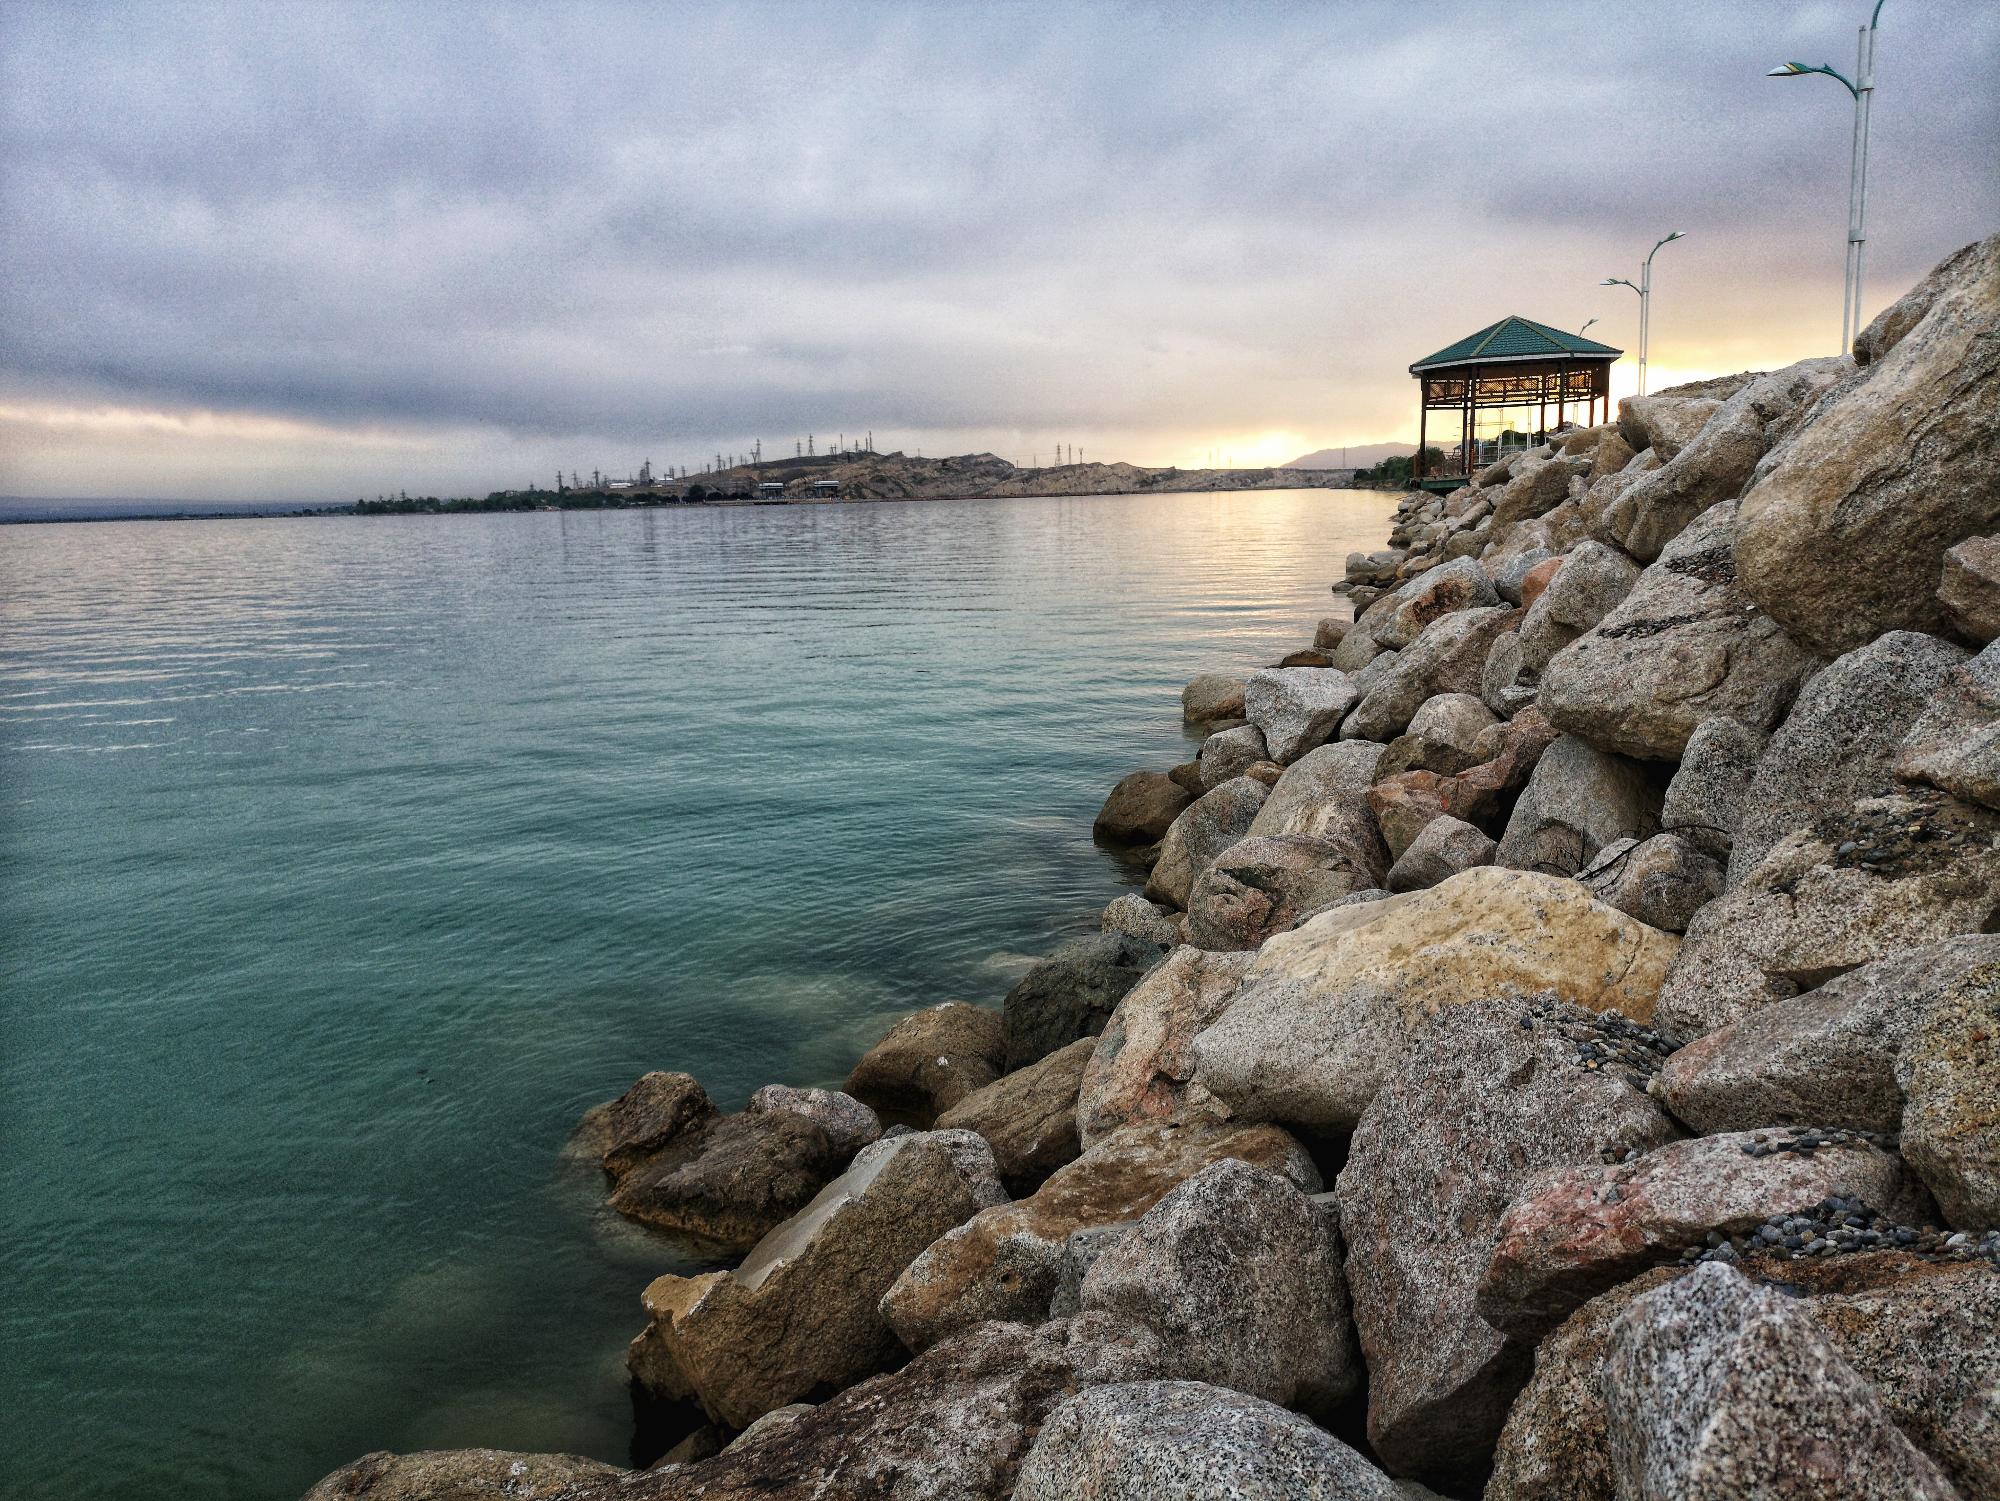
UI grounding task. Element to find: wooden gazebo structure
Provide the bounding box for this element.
[1408,316,1622,489]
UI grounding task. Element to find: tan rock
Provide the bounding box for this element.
[1076,946,1253,1148]
[570,1071,718,1182]
[1093,771,1194,844]
[627,1130,1008,1429]
[1191,868,1679,1132]
[300,1449,622,1500]
[879,1121,1318,1352]
[608,1110,846,1253]
[936,1038,1095,1190]
[845,1002,1006,1122]
[1939,534,2000,643]
[1182,672,1246,723]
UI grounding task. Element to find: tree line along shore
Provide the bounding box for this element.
[305,233,1999,1501]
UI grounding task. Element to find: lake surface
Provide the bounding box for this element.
[0,488,1395,1500]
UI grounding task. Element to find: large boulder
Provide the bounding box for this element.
[592,1315,1171,1501]
[1658,789,2000,1039]
[572,1071,719,1182]
[1384,813,1495,892]
[1099,892,1180,948]
[1185,830,1387,950]
[1374,693,1499,780]
[1540,500,1822,760]
[1490,453,1586,527]
[1094,771,1194,844]
[1243,668,1361,763]
[1144,776,1268,909]
[1078,1160,1359,1415]
[1660,715,1769,861]
[1334,997,1683,1489]
[1489,1252,2000,1501]
[627,1130,1009,1428]
[1897,640,2000,811]
[1076,946,1253,1148]
[1195,723,1269,791]
[1617,394,1722,460]
[301,1450,622,1501]
[1602,1263,1962,1500]
[1656,936,2000,1135]
[1182,672,1246,723]
[1002,931,1163,1071]
[1494,734,1661,877]
[1940,535,2000,644]
[1342,606,1520,743]
[1735,233,2000,655]
[1476,1129,1932,1341]
[936,1037,1096,1190]
[1014,1382,1415,1501]
[1515,541,1641,675]
[1192,868,1678,1133]
[608,1110,847,1253]
[1729,630,1969,883]
[1578,832,1722,934]
[1899,960,2000,1230]
[880,1121,1318,1352]
[845,1002,1007,1122]
[1365,557,1500,650]
[746,1085,881,1156]
[1247,739,1385,839]
[1597,359,1848,562]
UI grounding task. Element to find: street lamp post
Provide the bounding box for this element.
[1601,231,1686,397]
[1578,318,1599,338]
[1768,0,1884,353]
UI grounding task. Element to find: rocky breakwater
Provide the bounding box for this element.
[304,234,2000,1501]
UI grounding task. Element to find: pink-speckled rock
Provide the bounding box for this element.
[1475,1130,1934,1341]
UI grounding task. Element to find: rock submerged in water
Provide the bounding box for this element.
[1093,769,1194,844]
[1001,930,1162,1071]
[301,1448,624,1500]
[844,1001,1006,1122]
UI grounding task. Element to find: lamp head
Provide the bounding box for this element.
[1767,62,1810,76]
[1664,230,1686,243]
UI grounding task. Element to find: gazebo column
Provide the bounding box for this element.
[1416,391,1428,482]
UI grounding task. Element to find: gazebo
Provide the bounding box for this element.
[1408,316,1623,488]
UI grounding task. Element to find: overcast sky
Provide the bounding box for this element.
[2,1,1994,501]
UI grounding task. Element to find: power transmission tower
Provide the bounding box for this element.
[808,434,815,455]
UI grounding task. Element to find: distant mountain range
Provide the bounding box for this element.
[1285,443,1416,470]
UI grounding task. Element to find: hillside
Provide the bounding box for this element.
[1285,442,1416,470]
[661,451,1353,502]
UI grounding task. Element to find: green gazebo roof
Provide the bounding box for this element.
[1410,316,1623,374]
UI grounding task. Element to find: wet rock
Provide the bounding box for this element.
[627,1130,1008,1428]
[846,1002,1006,1122]
[1384,813,1495,892]
[300,1449,623,1501]
[1195,723,1269,791]
[1896,640,2000,811]
[1736,233,2000,655]
[1002,931,1163,1071]
[1940,535,2000,644]
[1516,541,1641,675]
[1599,360,1848,562]
[1192,868,1678,1134]
[1657,789,2000,1038]
[1329,625,1388,672]
[1657,936,2000,1136]
[1603,1262,1961,1499]
[1182,672,1247,724]
[1094,771,1195,845]
[1100,893,1181,949]
[609,1110,848,1253]
[1660,716,1769,861]
[1730,630,1969,883]
[1079,1159,1359,1414]
[1540,500,1821,760]
[572,1071,719,1183]
[591,1315,1171,1501]
[1578,832,1722,934]
[1076,947,1253,1148]
[1244,668,1361,764]
[1343,605,1520,743]
[937,1037,1096,1190]
[1494,734,1661,877]
[1186,831,1387,951]
[1247,740,1384,839]
[880,1121,1318,1352]
[1367,557,1500,650]
[1167,758,1203,795]
[1476,1129,1931,1341]
[1015,1381,1412,1501]
[1144,776,1269,909]
[1334,997,1682,1489]
[1899,960,2000,1229]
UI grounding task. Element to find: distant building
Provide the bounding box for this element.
[607,480,634,490]
[756,482,787,498]
[812,480,841,497]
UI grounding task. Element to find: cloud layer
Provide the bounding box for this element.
[3,0,1995,499]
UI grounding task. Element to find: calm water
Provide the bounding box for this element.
[0,489,1394,1500]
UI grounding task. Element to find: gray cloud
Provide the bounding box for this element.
[2,0,1995,497]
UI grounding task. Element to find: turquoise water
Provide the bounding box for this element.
[0,489,1394,1499]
